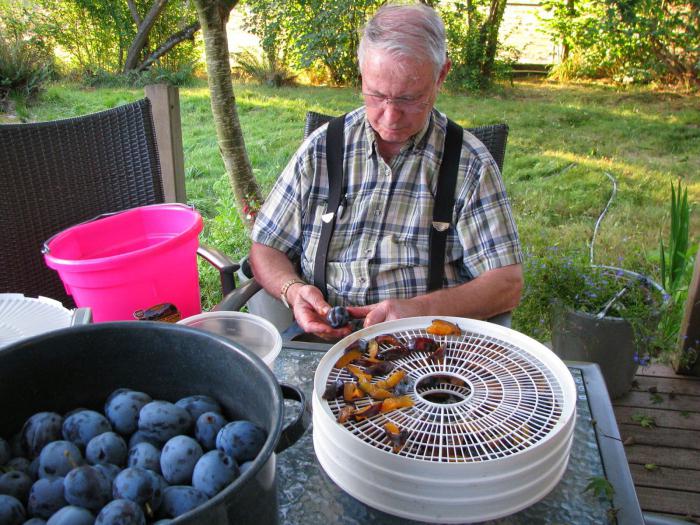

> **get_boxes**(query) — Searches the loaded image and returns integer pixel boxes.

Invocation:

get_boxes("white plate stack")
[312,316,577,524]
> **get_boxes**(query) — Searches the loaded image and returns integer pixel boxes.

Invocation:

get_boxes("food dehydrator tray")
[312,316,577,523]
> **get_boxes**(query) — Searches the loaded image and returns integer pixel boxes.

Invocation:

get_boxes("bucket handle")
[275,383,312,454]
[41,203,195,255]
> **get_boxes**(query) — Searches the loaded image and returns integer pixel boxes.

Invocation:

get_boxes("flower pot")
[550,266,666,399]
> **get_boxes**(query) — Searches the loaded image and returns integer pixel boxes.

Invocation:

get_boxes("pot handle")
[275,383,312,454]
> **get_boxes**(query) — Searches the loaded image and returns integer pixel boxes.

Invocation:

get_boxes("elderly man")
[249,2,523,339]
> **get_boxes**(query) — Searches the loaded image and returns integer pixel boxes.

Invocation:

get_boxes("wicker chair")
[0,86,236,309]
[217,111,513,329]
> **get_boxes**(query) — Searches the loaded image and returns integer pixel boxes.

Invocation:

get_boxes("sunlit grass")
[16,78,700,327]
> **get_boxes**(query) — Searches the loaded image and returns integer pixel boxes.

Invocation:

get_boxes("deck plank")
[636,486,700,518]
[628,464,700,493]
[612,364,700,522]
[618,423,700,450]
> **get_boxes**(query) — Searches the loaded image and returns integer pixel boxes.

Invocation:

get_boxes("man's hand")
[348,298,425,328]
[289,284,354,340]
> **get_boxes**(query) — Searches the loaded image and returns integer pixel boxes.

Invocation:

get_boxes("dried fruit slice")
[384,422,409,453]
[334,349,363,369]
[346,364,373,383]
[426,319,461,336]
[358,379,394,400]
[337,406,356,423]
[380,395,414,412]
[353,402,383,421]
[343,382,364,403]
[375,369,406,390]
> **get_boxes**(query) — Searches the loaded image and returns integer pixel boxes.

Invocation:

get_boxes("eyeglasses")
[361,92,431,113]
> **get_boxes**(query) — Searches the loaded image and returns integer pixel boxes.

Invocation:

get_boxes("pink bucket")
[44,204,203,322]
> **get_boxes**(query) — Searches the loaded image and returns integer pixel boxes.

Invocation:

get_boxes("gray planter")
[550,266,666,399]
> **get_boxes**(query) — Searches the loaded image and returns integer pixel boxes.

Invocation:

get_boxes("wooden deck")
[612,364,700,523]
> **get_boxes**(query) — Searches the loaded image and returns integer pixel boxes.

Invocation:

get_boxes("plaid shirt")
[251,107,522,306]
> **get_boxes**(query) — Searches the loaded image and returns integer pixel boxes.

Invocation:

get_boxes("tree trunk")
[124,0,169,72]
[192,0,262,231]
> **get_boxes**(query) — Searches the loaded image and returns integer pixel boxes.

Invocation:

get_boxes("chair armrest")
[197,244,239,296]
[213,277,263,312]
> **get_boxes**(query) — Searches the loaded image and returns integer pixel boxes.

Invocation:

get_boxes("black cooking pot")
[0,321,310,524]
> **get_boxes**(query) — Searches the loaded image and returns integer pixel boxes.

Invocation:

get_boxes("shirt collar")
[362,109,436,158]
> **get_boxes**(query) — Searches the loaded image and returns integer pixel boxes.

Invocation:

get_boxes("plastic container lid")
[177,311,282,368]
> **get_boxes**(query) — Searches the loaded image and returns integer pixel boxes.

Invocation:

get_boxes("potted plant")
[517,248,669,399]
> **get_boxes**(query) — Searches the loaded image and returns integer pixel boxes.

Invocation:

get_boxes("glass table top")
[272,346,641,524]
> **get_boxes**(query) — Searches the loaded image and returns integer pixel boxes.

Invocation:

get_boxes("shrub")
[231,49,295,87]
[0,35,53,110]
[82,63,199,88]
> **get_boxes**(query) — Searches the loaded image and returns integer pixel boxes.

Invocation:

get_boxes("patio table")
[272,340,643,525]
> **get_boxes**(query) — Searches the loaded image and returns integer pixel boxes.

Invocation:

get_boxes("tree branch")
[124,0,169,72]
[126,0,142,26]
[137,20,201,71]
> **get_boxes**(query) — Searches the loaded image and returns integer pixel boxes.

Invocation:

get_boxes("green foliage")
[35,0,200,76]
[231,48,296,87]
[542,0,700,87]
[518,248,667,353]
[584,476,615,500]
[82,63,198,88]
[440,0,513,91]
[0,4,54,110]
[631,413,656,428]
[241,0,382,86]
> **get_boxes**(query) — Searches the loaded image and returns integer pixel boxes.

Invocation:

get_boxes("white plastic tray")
[0,293,73,349]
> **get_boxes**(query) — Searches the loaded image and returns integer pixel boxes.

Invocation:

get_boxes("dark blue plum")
[29,458,40,481]
[0,470,32,504]
[63,465,111,512]
[5,457,31,476]
[38,441,84,478]
[175,395,222,424]
[326,306,350,328]
[93,463,121,485]
[160,436,202,485]
[137,402,191,444]
[27,476,67,519]
[127,443,161,474]
[20,413,64,459]
[191,450,239,498]
[0,437,10,465]
[46,505,94,525]
[159,486,208,518]
[0,494,25,525]
[127,432,160,450]
[62,410,112,449]
[86,432,127,467]
[112,467,163,513]
[216,421,267,463]
[22,518,47,525]
[104,389,152,437]
[152,520,172,525]
[194,412,227,452]
[96,499,146,525]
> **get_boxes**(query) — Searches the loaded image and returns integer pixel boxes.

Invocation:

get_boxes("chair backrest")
[303,110,509,172]
[0,96,171,306]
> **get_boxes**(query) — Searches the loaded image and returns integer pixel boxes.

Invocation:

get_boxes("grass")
[8,78,700,338]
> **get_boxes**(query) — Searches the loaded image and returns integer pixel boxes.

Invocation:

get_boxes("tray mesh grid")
[324,326,564,462]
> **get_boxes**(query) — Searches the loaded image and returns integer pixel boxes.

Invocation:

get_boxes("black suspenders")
[313,115,464,299]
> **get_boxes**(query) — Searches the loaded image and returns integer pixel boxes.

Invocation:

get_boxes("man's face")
[361,49,449,147]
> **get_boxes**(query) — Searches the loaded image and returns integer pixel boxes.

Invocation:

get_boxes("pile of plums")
[0,389,267,525]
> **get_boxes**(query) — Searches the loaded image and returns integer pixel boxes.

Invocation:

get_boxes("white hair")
[358,3,447,79]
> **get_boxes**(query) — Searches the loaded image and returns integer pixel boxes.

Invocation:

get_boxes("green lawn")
[16,79,700,339]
